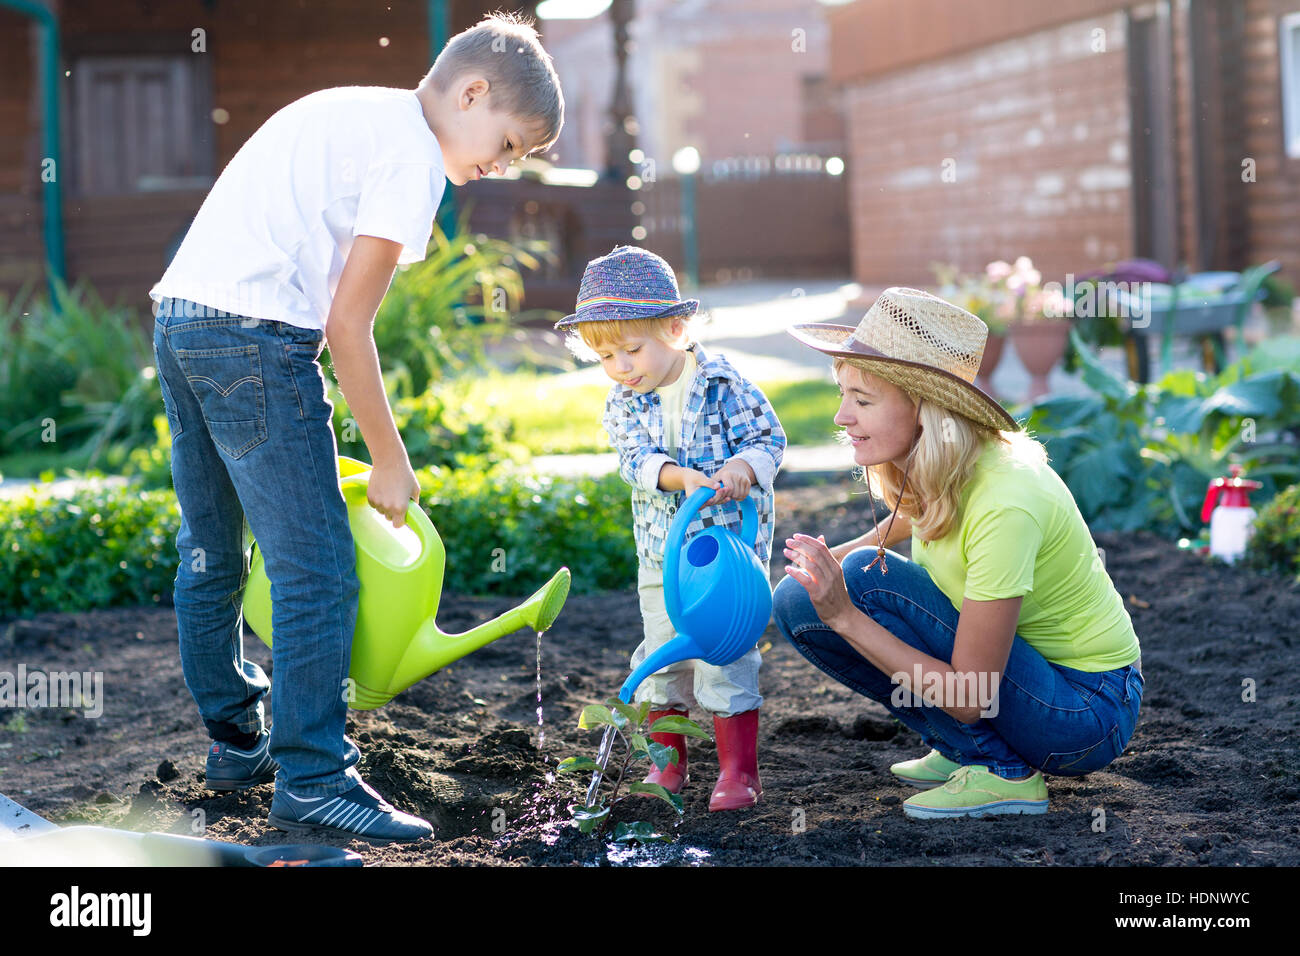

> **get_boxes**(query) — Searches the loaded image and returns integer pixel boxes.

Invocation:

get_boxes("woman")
[774,287,1143,818]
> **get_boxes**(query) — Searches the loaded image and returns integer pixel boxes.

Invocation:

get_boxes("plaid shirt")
[601,342,786,571]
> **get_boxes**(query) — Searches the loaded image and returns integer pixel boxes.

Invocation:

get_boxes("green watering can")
[243,456,570,709]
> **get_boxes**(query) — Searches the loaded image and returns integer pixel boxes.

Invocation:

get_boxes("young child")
[148,13,563,844]
[556,246,786,811]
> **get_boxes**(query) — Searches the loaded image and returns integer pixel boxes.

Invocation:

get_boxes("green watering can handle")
[339,473,435,553]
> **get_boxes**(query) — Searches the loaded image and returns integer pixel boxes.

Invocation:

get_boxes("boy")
[148,13,563,844]
[556,246,786,811]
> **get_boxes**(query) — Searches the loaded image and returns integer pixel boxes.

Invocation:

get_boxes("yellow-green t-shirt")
[911,438,1140,672]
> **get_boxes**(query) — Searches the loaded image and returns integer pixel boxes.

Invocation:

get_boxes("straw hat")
[787,287,1020,433]
[554,245,699,329]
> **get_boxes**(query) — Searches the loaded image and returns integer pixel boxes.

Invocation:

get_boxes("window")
[67,54,214,196]
[1282,13,1300,159]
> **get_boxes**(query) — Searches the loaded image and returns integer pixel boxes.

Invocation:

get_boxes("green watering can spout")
[243,457,571,710]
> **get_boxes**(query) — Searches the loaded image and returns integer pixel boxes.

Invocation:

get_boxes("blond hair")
[833,357,1048,542]
[567,315,692,361]
[421,12,564,157]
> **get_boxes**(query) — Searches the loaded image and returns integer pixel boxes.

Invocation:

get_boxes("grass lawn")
[456,371,845,456]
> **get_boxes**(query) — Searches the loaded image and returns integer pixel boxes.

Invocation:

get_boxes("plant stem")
[596,722,639,838]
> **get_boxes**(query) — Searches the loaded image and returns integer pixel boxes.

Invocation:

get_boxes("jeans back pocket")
[175,345,267,459]
[1041,722,1122,776]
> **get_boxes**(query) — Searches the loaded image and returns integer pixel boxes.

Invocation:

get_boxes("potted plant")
[997,257,1072,401]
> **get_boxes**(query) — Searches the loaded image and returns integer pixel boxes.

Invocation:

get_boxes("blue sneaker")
[268,768,434,845]
[205,732,278,791]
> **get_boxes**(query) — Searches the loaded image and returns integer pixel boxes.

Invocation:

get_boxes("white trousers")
[630,565,763,718]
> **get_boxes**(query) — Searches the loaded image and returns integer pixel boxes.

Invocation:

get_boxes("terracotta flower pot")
[976,333,1006,398]
[1009,319,1071,401]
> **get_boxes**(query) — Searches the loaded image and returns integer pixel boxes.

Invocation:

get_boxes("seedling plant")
[558,697,710,844]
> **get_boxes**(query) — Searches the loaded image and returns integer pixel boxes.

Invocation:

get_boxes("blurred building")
[543,0,844,171]
[828,0,1300,288]
[542,0,852,280]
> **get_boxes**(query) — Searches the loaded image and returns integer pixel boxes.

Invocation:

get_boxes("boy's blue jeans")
[772,548,1143,779]
[153,297,359,797]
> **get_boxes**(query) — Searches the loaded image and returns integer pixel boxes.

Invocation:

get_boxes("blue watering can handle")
[663,486,758,626]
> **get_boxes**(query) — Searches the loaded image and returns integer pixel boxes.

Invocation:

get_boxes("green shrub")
[2,458,634,619]
[418,458,635,596]
[370,214,556,398]
[0,280,161,469]
[120,376,533,491]
[329,376,529,472]
[0,481,180,621]
[1244,482,1300,581]
[1021,330,1300,534]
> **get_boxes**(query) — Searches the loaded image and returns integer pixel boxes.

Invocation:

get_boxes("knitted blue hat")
[554,245,699,329]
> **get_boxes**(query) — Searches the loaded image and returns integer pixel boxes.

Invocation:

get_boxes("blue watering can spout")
[618,486,772,702]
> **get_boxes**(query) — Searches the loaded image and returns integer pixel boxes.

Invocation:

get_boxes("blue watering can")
[618,486,773,703]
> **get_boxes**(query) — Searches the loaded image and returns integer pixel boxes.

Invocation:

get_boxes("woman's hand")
[783,533,856,631]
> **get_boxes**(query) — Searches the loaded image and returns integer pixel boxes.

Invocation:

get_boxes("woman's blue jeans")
[153,297,359,797]
[772,548,1143,779]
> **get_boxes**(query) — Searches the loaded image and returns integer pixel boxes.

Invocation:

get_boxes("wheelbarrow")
[1111,261,1279,381]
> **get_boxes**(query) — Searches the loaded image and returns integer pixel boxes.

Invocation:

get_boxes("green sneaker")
[902,765,1048,819]
[890,749,962,789]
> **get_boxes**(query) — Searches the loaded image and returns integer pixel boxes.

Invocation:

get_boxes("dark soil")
[4,478,1299,866]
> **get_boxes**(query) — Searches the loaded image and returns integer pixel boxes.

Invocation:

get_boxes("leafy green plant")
[329,375,529,472]
[558,698,710,842]
[1261,273,1295,309]
[1244,482,1300,581]
[0,279,160,469]
[417,460,635,595]
[368,212,556,398]
[1020,330,1300,534]
[0,481,180,621]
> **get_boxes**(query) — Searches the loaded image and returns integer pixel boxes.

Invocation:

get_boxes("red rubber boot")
[642,708,689,793]
[709,709,761,811]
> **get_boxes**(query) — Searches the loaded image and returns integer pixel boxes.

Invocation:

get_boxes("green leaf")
[578,705,616,731]
[1200,371,1289,420]
[630,733,650,755]
[571,804,610,834]
[556,756,600,773]
[648,715,712,739]
[1067,442,1130,517]
[647,741,680,771]
[1153,392,1209,435]
[627,781,685,812]
[612,821,671,844]
[1069,328,1132,403]
[608,699,641,728]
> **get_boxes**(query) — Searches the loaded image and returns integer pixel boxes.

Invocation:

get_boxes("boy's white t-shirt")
[150,86,446,331]
[655,348,697,456]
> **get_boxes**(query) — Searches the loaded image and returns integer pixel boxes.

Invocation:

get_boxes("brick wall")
[1241,0,1300,285]
[839,12,1132,288]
